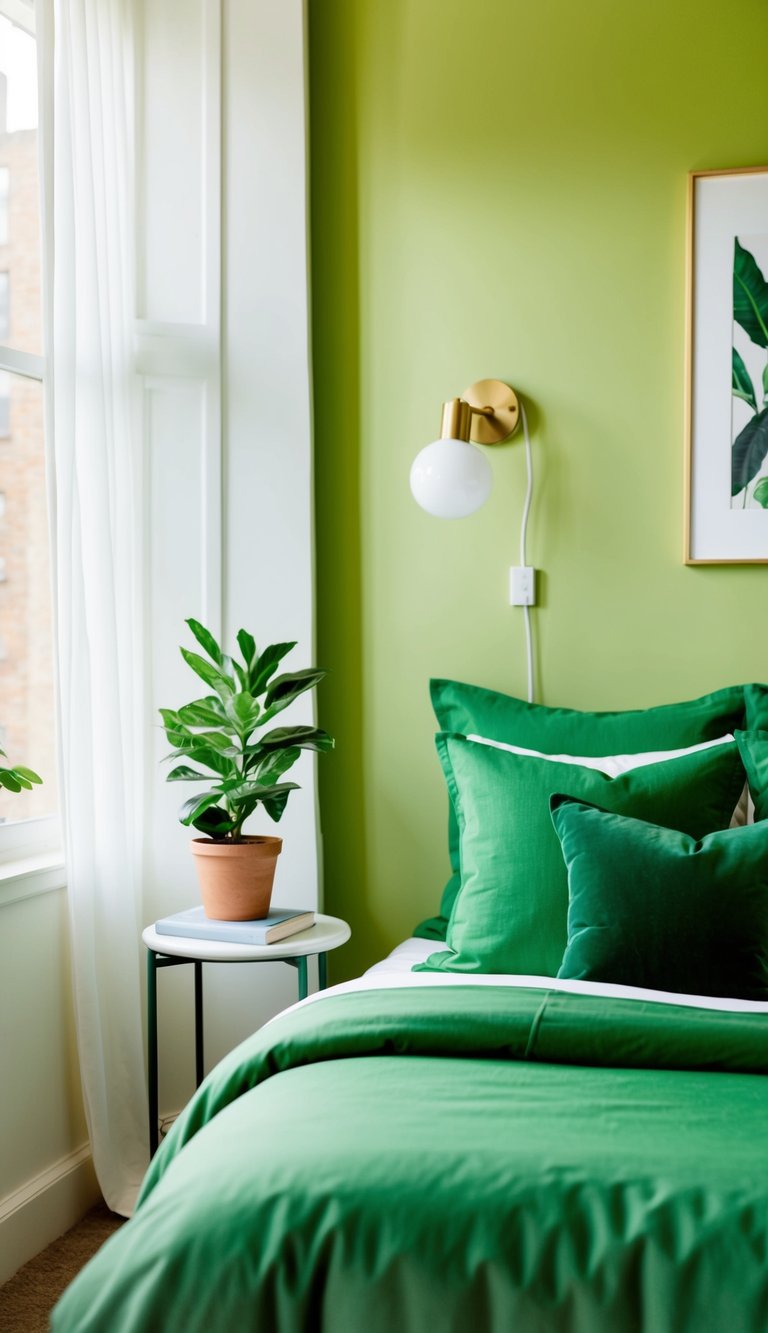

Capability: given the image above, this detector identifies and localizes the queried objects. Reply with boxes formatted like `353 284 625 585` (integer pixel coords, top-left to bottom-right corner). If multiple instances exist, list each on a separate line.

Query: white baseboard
0 1144 100 1286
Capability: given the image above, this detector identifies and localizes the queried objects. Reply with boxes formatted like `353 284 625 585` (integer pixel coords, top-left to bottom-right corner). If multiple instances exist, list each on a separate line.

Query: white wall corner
0 1145 100 1287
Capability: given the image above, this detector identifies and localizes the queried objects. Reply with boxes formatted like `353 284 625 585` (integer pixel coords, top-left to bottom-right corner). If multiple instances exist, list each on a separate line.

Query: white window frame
0 0 64 894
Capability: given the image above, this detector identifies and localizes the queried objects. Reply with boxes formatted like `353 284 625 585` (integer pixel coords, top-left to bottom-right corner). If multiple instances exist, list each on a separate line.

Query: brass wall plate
462 379 520 445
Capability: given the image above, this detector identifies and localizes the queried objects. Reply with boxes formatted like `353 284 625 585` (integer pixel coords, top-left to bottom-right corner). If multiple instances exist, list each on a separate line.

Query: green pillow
736 729 768 820
552 795 768 1000
415 733 745 976
745 684 768 732
413 679 749 941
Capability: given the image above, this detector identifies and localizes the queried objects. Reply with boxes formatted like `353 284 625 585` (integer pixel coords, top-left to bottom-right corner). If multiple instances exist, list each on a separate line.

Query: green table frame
146 948 328 1156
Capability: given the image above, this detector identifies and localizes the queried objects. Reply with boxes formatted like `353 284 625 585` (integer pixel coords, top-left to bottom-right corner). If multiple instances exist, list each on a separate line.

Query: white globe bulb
409 437 493 519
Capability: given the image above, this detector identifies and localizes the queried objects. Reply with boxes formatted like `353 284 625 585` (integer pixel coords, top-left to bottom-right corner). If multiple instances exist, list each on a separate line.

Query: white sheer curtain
38 0 148 1214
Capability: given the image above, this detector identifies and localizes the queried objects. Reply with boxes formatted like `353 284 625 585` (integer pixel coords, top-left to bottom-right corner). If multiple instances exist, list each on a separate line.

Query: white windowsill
0 851 66 908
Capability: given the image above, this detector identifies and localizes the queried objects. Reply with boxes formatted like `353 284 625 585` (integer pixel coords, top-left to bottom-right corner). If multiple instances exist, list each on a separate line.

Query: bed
52 938 768 1333
52 678 768 1331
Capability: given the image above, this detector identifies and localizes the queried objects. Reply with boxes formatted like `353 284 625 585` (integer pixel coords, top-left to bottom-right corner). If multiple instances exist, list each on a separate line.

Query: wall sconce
410 376 539 705
409 379 521 518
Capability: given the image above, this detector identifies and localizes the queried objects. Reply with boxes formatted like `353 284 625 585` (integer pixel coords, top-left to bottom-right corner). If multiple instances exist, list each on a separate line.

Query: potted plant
160 619 333 920
0 750 42 794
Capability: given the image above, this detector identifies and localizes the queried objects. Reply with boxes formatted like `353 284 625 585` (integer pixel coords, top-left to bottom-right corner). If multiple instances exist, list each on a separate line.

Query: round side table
142 913 351 1155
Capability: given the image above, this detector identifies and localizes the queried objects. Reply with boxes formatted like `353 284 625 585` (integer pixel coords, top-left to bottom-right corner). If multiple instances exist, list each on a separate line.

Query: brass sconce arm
439 379 520 445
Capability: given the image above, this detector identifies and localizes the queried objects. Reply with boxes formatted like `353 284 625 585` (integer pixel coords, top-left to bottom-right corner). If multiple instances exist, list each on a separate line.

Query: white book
155 905 315 945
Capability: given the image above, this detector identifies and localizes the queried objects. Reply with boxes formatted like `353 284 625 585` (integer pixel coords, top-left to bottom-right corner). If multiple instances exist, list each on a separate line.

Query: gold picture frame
685 165 768 564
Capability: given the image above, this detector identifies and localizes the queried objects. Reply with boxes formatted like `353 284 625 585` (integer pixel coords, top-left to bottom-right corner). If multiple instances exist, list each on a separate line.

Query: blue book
155 905 315 946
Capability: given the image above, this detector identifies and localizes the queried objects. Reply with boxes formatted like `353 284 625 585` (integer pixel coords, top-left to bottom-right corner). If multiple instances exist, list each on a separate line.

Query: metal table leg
147 950 159 1157
318 952 327 990
297 955 308 1000
194 960 204 1087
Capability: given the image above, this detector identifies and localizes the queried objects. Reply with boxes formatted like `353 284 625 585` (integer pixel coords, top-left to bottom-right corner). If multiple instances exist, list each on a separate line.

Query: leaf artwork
159 624 334 841
732 347 757 412
732 407 768 497
731 239 768 506
734 240 768 348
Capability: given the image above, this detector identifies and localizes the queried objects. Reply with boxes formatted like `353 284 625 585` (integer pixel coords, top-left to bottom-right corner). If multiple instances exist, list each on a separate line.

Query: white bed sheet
273 936 768 1023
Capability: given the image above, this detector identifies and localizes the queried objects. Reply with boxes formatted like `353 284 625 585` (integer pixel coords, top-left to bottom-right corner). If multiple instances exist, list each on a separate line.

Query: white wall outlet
510 566 536 606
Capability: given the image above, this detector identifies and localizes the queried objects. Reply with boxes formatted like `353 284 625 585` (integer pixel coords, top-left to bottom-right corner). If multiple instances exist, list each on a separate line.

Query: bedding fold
142 985 768 1199
52 985 768 1333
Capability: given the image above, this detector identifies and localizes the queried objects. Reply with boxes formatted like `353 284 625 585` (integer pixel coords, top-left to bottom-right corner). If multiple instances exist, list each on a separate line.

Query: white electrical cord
519 401 535 704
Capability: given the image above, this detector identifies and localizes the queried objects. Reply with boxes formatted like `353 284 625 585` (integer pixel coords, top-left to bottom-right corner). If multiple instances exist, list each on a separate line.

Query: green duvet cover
52 985 768 1332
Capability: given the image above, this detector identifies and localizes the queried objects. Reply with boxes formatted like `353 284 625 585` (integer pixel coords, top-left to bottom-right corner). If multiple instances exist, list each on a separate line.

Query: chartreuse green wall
309 0 768 980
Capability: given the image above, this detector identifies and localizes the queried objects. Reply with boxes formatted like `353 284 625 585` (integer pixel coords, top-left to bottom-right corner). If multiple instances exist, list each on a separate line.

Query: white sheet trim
269 937 768 1024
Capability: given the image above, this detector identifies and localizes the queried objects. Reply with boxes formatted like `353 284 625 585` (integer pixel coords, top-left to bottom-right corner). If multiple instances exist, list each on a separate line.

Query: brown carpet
0 1203 123 1332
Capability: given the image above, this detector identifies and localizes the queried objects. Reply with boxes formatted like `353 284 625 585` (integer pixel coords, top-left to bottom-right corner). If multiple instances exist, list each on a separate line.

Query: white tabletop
142 912 350 963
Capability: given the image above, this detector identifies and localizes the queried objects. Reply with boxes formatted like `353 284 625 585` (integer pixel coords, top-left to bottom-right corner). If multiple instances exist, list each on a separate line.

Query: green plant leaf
261 788 295 823
260 725 335 753
190 806 237 837
734 239 768 349
232 660 249 691
753 478 768 508
763 361 768 406
164 744 236 778
177 701 237 731
180 648 235 700
179 790 227 826
256 747 301 785
186 730 239 755
251 642 297 696
262 669 326 721
166 765 211 782
182 745 238 777
186 618 223 665
1 769 33 789
159 707 190 735
732 346 757 411
12 765 42 784
237 629 258 672
732 406 768 496
224 692 261 736
220 654 240 685
226 780 299 802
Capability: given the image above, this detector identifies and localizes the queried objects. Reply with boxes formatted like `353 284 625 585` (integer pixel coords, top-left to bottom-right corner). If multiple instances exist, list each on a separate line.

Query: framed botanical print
685 165 768 563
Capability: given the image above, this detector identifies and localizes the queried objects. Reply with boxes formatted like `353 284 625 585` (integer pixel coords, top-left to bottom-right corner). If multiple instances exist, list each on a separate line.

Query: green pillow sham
552 795 768 1000
413 679 749 941
415 732 745 977
736 729 768 821
745 683 768 733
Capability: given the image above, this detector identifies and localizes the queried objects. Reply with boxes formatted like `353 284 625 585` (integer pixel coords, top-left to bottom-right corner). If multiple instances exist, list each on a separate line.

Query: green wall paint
309 0 768 980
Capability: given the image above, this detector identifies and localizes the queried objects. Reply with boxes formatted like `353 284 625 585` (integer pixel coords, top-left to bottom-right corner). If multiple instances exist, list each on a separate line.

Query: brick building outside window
0 7 59 831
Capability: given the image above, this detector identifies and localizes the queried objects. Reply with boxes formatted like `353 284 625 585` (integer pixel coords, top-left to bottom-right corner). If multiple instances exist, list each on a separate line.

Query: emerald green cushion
415 733 745 976
552 795 768 999
736 729 768 820
413 679 749 941
745 683 768 732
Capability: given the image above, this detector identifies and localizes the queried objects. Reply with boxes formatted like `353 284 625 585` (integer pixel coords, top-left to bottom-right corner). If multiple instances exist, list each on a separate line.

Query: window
0 2 59 851
0 369 8 437
0 168 8 245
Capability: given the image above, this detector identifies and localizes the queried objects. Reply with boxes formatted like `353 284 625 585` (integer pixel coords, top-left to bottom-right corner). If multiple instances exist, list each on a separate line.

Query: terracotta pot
190 836 283 920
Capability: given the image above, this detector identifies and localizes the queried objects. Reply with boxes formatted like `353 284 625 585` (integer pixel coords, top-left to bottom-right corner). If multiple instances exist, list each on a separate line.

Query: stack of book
155 906 315 945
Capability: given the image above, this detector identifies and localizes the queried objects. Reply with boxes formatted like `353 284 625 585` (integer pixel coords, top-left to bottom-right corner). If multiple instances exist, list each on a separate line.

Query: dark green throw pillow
415 733 745 976
745 684 768 733
413 679 749 942
736 729 768 821
552 795 768 1000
